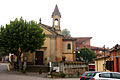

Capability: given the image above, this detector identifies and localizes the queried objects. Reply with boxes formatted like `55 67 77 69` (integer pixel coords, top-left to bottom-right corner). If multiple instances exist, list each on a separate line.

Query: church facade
27 5 76 65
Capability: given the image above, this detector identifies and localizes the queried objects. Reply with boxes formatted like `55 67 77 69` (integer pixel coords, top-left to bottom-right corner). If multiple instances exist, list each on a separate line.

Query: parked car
80 71 99 80
92 72 120 80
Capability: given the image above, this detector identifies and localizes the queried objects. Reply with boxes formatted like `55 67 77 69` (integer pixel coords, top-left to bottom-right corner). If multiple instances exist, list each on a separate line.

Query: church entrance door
35 51 43 65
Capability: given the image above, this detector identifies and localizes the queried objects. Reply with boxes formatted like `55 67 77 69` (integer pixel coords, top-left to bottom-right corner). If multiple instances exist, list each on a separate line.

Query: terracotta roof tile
63 36 76 41
110 44 120 52
40 23 58 35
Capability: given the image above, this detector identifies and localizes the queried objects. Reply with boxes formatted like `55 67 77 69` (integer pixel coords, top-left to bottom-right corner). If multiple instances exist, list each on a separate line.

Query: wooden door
35 51 43 65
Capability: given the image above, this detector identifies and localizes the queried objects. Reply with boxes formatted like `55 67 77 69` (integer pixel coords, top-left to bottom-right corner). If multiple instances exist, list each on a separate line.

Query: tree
0 18 45 71
0 26 8 62
80 47 96 63
61 29 71 36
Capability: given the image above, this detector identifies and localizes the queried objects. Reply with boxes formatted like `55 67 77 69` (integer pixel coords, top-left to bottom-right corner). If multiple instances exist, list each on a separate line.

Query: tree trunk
18 55 22 71
1 56 4 63
23 52 27 73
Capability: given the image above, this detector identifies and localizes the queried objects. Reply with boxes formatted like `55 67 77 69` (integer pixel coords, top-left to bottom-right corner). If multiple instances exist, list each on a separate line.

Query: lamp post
73 51 76 61
75 50 80 61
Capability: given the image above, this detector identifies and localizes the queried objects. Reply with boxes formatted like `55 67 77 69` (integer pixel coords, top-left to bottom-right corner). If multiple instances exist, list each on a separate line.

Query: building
95 53 110 71
109 44 120 72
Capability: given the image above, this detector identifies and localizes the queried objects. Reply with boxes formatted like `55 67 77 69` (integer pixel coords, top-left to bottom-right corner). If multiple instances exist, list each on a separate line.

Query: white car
92 72 120 80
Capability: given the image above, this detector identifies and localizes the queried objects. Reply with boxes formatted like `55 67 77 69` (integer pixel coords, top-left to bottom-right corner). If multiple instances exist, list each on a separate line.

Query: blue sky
0 0 120 48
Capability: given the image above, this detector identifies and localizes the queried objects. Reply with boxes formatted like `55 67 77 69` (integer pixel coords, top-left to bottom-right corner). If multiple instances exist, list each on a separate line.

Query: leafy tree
80 47 96 63
0 26 8 62
0 18 45 71
61 29 71 36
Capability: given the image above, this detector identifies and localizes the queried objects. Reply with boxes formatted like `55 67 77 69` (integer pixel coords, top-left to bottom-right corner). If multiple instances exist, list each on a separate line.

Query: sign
53 67 60 72
49 62 51 67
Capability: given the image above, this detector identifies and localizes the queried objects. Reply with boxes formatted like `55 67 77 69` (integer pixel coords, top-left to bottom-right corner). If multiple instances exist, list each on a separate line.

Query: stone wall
52 62 88 77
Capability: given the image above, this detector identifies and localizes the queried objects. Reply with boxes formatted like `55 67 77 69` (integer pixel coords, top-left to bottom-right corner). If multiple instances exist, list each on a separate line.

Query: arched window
55 19 58 26
67 43 71 50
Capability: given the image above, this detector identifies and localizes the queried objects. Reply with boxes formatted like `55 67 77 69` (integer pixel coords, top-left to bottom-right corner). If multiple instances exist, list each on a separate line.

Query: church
34 5 76 65
26 5 105 65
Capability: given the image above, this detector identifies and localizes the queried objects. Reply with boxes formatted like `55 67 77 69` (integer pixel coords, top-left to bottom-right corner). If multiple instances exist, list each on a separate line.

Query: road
0 63 79 80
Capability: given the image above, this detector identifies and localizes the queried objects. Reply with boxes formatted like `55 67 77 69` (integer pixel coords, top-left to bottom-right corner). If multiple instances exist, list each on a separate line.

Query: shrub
51 72 66 78
39 68 42 74
60 73 66 78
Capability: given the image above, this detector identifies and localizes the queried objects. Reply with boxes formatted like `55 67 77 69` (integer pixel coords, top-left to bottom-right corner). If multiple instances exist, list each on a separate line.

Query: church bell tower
52 5 61 34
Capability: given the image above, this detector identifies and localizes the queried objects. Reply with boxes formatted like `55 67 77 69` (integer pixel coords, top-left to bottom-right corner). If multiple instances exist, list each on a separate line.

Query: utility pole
103 45 106 71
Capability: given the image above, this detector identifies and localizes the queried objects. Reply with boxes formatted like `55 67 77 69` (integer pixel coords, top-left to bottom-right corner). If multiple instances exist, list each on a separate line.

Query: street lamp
76 50 80 61
73 51 76 61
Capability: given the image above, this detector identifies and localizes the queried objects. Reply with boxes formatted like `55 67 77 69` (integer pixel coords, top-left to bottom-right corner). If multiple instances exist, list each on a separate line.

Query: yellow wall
42 38 51 63
63 54 73 61
55 36 63 62
95 57 110 72
27 52 35 64
62 41 74 61
63 41 73 53
27 27 52 63
42 27 52 63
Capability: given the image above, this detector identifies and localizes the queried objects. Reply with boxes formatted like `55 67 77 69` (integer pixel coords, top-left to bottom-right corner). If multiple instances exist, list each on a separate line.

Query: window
112 73 120 79
76 46 80 50
86 73 95 77
67 43 71 50
99 73 111 78
55 19 58 26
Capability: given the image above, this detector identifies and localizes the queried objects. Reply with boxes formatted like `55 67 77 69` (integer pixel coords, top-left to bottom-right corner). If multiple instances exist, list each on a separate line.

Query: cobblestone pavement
0 63 79 80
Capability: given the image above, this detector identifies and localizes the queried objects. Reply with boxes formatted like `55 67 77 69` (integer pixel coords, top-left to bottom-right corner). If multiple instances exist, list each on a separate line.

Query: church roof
40 24 58 35
63 36 76 41
52 5 61 18
40 23 63 37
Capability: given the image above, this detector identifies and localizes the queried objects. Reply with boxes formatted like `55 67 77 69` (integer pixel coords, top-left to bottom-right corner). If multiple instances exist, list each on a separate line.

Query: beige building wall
27 52 35 63
95 57 110 72
63 41 73 53
63 54 73 61
42 37 51 63
27 27 52 64
63 41 73 61
55 36 63 62
42 27 53 63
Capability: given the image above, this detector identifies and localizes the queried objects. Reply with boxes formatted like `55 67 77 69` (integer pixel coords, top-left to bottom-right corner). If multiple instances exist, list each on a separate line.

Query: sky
0 0 120 48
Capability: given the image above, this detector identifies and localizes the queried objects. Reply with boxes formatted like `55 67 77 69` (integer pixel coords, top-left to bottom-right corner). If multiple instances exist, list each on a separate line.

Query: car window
99 73 111 78
112 73 120 79
86 73 95 76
